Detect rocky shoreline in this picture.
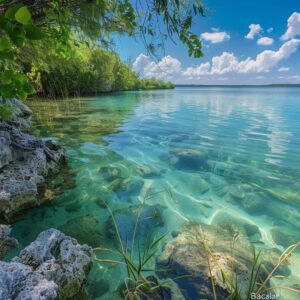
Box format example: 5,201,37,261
0,228,92,299
0,99,92,299
0,98,67,220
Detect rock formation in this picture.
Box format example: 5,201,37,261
0,98,67,220
0,229,92,300
0,224,18,259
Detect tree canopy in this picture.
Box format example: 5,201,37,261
0,0,205,119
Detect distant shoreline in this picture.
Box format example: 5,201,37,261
175,84,300,88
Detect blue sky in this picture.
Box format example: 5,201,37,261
115,0,300,85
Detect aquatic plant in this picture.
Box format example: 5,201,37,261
93,195,169,299
192,224,300,300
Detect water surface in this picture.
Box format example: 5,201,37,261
12,87,300,299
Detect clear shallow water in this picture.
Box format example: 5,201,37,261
11,88,300,299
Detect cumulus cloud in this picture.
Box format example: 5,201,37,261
245,24,262,39
278,67,290,72
183,62,211,76
133,54,181,79
267,27,274,33
257,37,274,46
281,12,300,40
200,31,230,43
132,39,299,81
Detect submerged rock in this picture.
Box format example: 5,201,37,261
59,215,102,247
106,204,165,246
0,100,67,220
271,228,300,249
108,177,144,198
210,211,262,243
0,229,92,300
157,222,285,300
98,166,121,181
137,164,164,179
168,148,208,171
0,224,18,259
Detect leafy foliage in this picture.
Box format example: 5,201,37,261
1,0,204,117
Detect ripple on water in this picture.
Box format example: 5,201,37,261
12,88,300,299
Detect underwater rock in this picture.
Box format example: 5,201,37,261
0,229,92,300
106,204,165,246
109,177,144,198
59,215,102,247
137,164,163,179
0,224,18,259
168,148,208,171
64,201,82,213
157,222,275,300
271,228,300,249
210,211,262,243
239,192,267,214
98,166,121,181
0,100,67,220
86,278,110,299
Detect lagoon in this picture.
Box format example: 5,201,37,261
10,87,300,299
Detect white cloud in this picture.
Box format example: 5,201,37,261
237,39,300,73
245,24,262,39
267,27,274,33
200,31,230,43
278,67,290,72
257,37,274,46
287,75,300,81
132,39,300,81
281,12,300,40
133,54,181,79
132,54,152,75
183,62,211,76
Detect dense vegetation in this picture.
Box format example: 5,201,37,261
21,40,174,98
0,0,205,119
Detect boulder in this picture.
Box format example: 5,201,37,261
0,229,92,300
0,261,58,300
271,228,300,249
168,148,208,171
137,164,163,179
157,222,286,300
1,98,33,130
0,101,67,220
98,166,121,181
0,224,18,259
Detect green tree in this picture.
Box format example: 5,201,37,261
0,0,204,118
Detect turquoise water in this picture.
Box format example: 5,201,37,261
11,87,300,298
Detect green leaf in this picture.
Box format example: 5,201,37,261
9,27,25,47
10,33,25,47
0,36,10,51
1,84,14,99
23,82,36,94
0,70,14,84
25,24,45,40
16,90,27,100
4,3,23,19
15,6,31,25
0,104,12,121
0,15,7,29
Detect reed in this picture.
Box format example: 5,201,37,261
93,195,168,299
